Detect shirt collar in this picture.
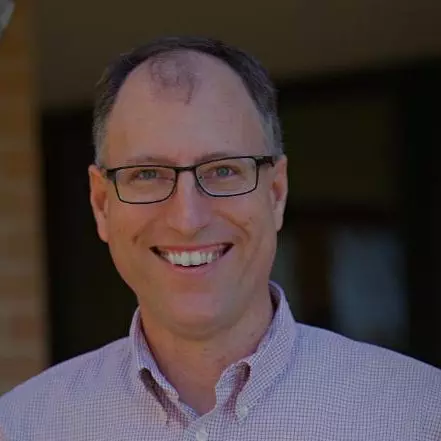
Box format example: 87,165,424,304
234,281,297,411
129,307,176,396
129,281,297,408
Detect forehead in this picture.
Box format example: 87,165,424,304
104,52,266,165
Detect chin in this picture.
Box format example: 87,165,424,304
167,299,232,332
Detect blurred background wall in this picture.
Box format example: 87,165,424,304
1,0,441,394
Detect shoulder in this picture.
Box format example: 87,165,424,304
0,338,130,432
292,323,441,432
296,322,441,381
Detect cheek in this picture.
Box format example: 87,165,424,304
242,196,278,254
106,204,154,246
223,194,276,243
237,208,278,279
245,192,277,230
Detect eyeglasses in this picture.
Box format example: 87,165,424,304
102,155,277,204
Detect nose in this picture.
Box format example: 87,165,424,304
163,171,212,237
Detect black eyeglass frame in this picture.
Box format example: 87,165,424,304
102,155,278,204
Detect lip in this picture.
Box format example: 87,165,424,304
151,244,233,274
153,243,229,253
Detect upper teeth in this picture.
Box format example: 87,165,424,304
159,249,224,266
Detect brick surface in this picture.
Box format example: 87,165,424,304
0,0,47,395
0,355,42,383
8,314,45,342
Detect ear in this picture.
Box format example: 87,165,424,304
270,155,288,232
88,164,110,243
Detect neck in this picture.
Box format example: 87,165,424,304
139,291,275,415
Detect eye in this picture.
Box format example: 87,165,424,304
134,168,158,180
198,159,246,182
214,166,234,177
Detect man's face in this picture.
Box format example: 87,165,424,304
89,54,288,338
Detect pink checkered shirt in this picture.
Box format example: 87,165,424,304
1,281,440,440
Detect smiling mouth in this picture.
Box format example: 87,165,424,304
151,244,233,267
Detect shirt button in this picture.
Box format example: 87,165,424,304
238,405,249,419
159,409,167,424
195,427,209,441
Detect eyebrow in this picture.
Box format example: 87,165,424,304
122,151,241,166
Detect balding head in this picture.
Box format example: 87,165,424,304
103,49,267,170
93,36,283,164
141,51,200,104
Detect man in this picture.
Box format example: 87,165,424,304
0,36,440,440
